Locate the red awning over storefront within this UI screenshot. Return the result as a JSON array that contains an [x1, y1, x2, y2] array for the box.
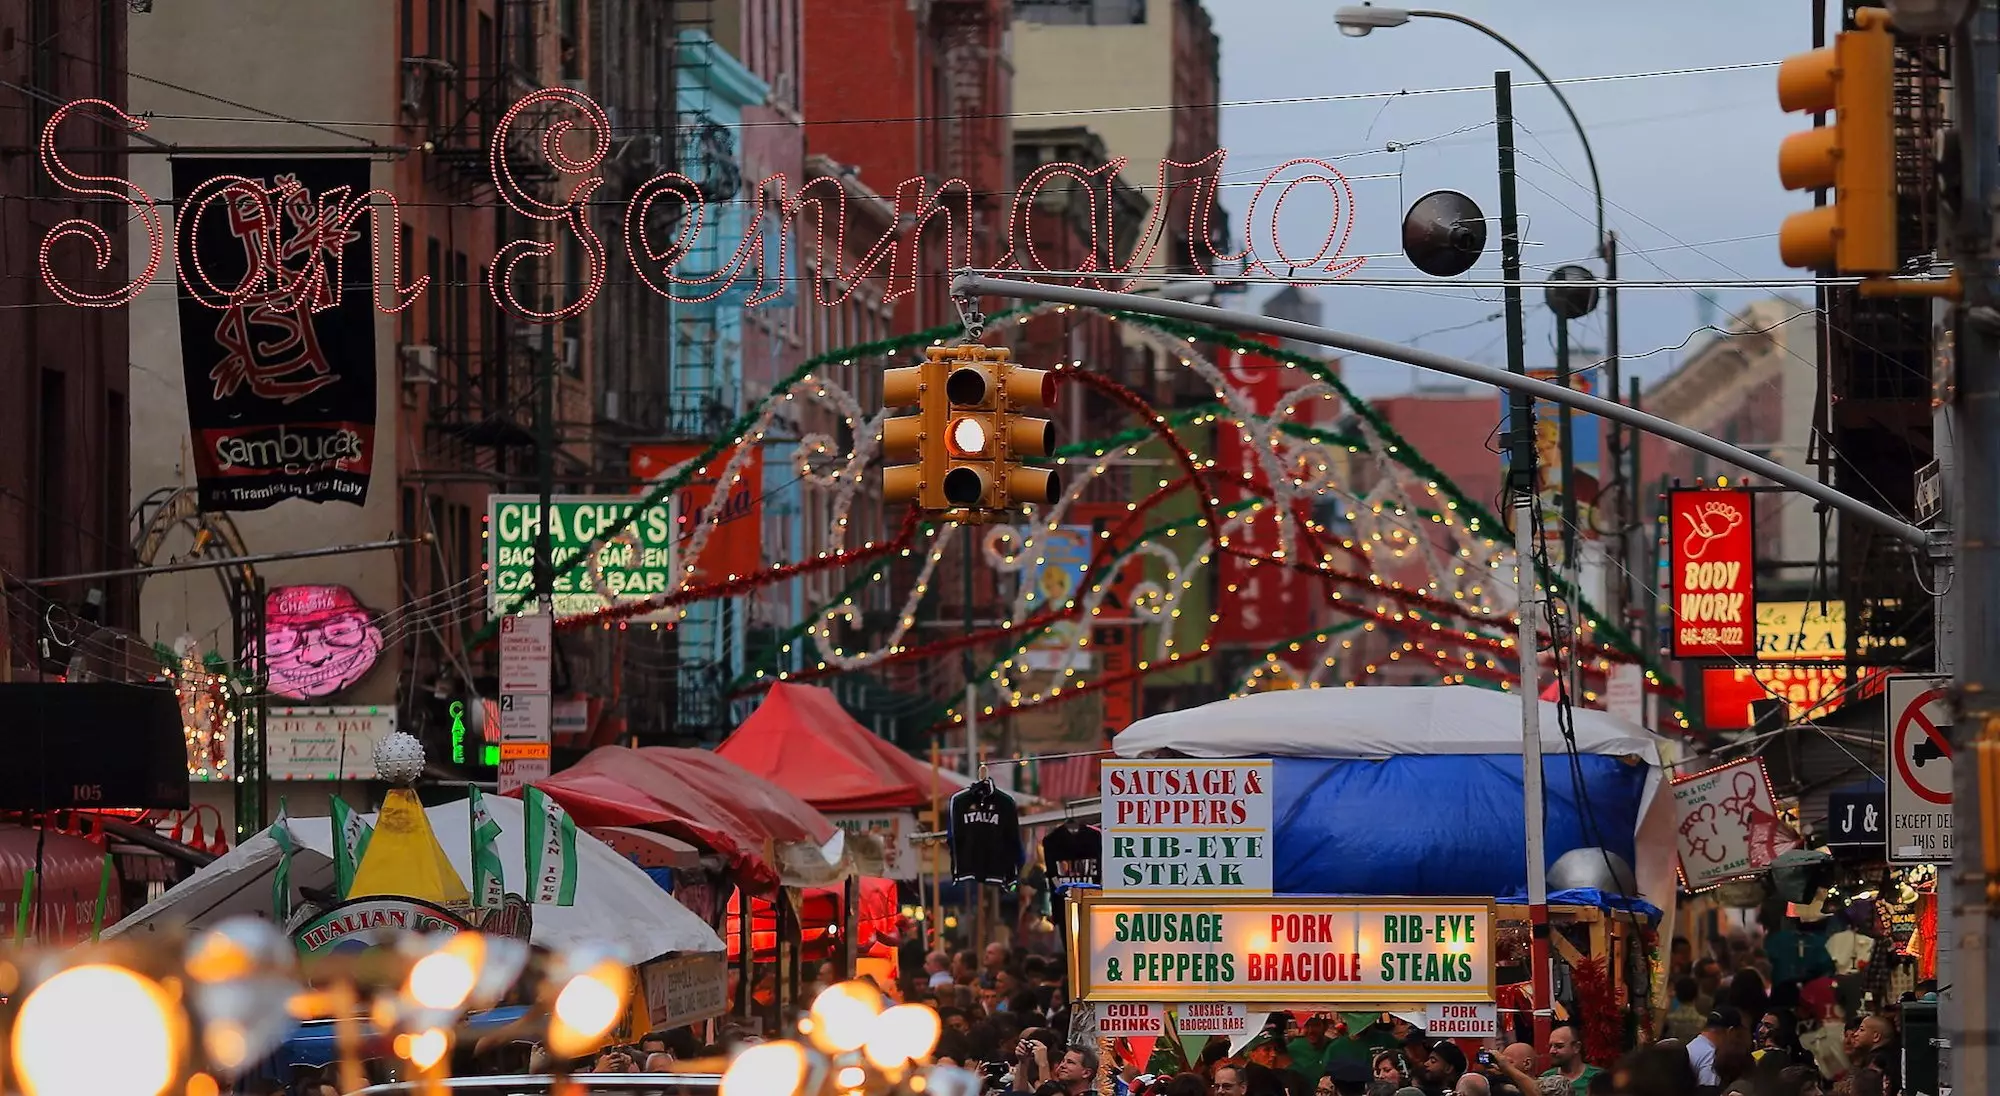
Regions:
[[529, 746, 836, 891], [715, 683, 961, 811]]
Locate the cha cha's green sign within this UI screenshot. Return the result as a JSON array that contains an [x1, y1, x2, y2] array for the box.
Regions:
[[1070, 896, 1493, 1005], [486, 495, 678, 621]]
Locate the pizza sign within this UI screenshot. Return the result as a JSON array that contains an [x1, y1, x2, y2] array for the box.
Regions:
[[1668, 488, 1757, 659]]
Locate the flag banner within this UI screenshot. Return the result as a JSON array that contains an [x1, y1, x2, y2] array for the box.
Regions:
[[523, 787, 578, 906], [330, 796, 374, 899], [270, 799, 297, 922], [469, 787, 506, 909], [169, 157, 379, 511]]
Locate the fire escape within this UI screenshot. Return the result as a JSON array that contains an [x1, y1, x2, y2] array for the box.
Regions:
[[1825, 8, 1944, 671], [408, 0, 556, 476]]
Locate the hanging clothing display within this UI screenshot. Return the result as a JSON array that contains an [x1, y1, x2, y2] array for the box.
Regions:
[[949, 778, 1023, 886], [1041, 821, 1102, 891]]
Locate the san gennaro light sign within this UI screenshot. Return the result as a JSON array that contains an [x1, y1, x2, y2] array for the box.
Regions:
[[36, 93, 1368, 320], [1070, 896, 1493, 1005], [486, 495, 677, 620]]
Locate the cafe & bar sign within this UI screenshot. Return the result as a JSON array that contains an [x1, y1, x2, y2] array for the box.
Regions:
[[1070, 896, 1493, 1004]]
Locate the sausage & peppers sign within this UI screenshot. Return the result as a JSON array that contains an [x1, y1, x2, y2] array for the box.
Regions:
[[1069, 896, 1493, 1005]]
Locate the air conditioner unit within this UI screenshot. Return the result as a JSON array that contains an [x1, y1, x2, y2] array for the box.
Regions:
[[399, 343, 440, 384], [602, 390, 624, 422], [560, 336, 580, 373]]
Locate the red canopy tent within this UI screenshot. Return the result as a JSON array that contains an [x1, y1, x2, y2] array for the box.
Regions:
[[725, 875, 900, 963], [715, 682, 962, 811], [526, 746, 836, 891]]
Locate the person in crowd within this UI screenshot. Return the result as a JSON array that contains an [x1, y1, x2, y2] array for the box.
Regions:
[[1693, 958, 1724, 1013], [1167, 1074, 1209, 1096], [1670, 936, 1694, 981], [1241, 1063, 1293, 1096], [1399, 1032, 1432, 1088], [1607, 1045, 1698, 1096], [1212, 1063, 1248, 1096], [952, 949, 979, 986], [997, 969, 1025, 1001], [1370, 1049, 1410, 1093], [927, 950, 956, 990], [1755, 1008, 1806, 1065], [1727, 968, 1770, 1025], [1539, 1025, 1601, 1096], [642, 1052, 672, 1072], [1419, 1040, 1466, 1096], [1838, 1014, 1898, 1096], [1664, 977, 1707, 1042], [1288, 1015, 1337, 1081], [1192, 1037, 1231, 1081], [1451, 1075, 1488, 1096], [940, 1006, 971, 1037], [1051, 1045, 1099, 1096], [1324, 1060, 1372, 1096], [1686, 1006, 1749, 1090], [982, 942, 1012, 987]]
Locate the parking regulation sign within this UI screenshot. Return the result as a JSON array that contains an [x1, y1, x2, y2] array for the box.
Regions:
[[1886, 674, 1953, 863]]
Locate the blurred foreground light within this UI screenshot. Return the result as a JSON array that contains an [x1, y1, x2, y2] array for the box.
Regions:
[[547, 954, 632, 1058], [864, 1004, 941, 1071], [406, 934, 482, 1012], [722, 1040, 809, 1096], [15, 965, 186, 1096], [808, 980, 885, 1054], [408, 1029, 450, 1070]]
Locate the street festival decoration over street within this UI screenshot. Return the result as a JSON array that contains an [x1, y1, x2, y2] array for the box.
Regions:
[[33, 93, 1689, 729]]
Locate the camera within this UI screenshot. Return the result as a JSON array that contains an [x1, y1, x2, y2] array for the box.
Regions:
[[1476, 1050, 1495, 1068]]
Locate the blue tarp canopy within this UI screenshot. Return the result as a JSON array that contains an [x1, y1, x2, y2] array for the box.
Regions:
[[1114, 686, 1679, 910]]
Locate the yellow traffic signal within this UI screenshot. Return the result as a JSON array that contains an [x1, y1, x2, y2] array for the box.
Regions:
[[1776, 6, 1895, 274], [942, 352, 1003, 508], [997, 362, 1059, 505], [882, 358, 944, 508], [880, 345, 1062, 521]]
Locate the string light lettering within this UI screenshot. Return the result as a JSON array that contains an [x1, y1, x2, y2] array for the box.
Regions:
[[37, 99, 166, 308], [489, 86, 610, 323], [38, 92, 1376, 313]]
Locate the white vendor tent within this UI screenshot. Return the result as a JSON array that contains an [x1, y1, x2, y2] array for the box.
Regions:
[[1114, 685, 1681, 911], [107, 794, 723, 962]]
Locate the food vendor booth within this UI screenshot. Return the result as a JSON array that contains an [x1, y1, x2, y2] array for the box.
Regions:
[[526, 745, 865, 1025], [107, 735, 729, 1075], [1084, 686, 1674, 1061]]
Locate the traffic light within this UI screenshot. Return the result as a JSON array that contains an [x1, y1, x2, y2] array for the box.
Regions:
[[1776, 6, 1895, 275], [882, 356, 944, 509], [999, 361, 1059, 505], [879, 345, 1061, 521]]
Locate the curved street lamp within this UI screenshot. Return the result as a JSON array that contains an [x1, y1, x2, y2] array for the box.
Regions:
[[1333, 4, 1605, 248]]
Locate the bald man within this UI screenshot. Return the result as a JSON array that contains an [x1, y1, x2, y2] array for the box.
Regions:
[[1501, 1045, 1536, 1075], [1454, 1074, 1491, 1096]]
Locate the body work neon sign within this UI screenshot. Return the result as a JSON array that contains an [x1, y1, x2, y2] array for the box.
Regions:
[[40, 91, 1368, 320]]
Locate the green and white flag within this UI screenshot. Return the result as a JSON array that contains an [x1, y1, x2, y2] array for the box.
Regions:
[[523, 787, 578, 906], [270, 798, 297, 922], [469, 787, 506, 909], [329, 796, 374, 900]]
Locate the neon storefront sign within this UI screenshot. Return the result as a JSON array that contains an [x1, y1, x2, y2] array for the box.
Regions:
[[264, 584, 384, 700]]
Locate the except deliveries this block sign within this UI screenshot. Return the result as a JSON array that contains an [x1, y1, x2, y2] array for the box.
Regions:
[[1886, 674, 1953, 864], [1671, 757, 1797, 886], [1072, 898, 1492, 1004], [486, 495, 677, 620], [1668, 488, 1757, 660], [1102, 761, 1272, 894]]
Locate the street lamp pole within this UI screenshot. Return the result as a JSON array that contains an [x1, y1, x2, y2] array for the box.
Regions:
[[1336, 4, 1632, 642]]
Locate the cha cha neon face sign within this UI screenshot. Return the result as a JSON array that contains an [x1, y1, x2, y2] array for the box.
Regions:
[[264, 584, 385, 700], [38, 92, 1367, 319]]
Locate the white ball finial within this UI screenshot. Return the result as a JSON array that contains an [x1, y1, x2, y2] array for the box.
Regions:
[[374, 731, 427, 784]]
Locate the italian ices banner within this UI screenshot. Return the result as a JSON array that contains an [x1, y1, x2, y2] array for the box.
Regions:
[[170, 157, 378, 511]]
